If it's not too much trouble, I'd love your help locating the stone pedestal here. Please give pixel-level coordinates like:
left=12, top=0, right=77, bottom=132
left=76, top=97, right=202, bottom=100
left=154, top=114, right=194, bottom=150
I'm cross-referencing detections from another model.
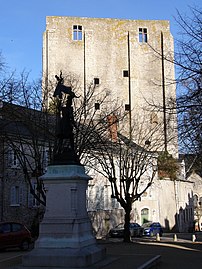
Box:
left=20, top=165, right=105, bottom=268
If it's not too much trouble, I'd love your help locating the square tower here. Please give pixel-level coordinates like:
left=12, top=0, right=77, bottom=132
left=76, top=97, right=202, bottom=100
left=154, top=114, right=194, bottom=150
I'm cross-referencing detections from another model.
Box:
left=43, top=16, right=178, bottom=156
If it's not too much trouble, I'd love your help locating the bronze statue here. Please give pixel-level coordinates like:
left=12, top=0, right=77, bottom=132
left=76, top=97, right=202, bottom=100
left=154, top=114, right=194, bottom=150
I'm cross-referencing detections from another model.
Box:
left=52, top=72, right=80, bottom=165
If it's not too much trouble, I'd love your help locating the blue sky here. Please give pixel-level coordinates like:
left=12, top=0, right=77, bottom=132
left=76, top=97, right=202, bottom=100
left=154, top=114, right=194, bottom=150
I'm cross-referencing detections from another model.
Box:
left=0, top=0, right=201, bottom=80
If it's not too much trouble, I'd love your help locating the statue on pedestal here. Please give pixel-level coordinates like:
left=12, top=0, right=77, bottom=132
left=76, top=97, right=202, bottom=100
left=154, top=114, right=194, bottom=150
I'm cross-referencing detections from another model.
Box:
left=19, top=72, right=105, bottom=269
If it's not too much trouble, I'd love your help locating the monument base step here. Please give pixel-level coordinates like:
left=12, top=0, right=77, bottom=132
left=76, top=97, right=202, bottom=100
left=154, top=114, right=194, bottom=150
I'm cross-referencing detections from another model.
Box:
left=16, top=244, right=106, bottom=268
left=16, top=255, right=116, bottom=269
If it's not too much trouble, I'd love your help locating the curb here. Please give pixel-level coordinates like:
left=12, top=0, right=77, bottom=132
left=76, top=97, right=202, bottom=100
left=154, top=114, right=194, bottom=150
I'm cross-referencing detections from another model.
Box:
left=137, top=255, right=161, bottom=269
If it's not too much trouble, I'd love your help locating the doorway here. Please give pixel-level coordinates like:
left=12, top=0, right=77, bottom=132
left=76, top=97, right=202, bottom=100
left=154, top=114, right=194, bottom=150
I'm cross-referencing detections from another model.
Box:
left=141, top=208, right=149, bottom=224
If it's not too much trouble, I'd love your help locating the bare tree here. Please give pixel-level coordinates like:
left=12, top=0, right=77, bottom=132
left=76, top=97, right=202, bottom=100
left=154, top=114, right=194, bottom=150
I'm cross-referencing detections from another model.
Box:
left=146, top=6, right=202, bottom=174
left=0, top=71, right=123, bottom=206
left=174, top=6, right=202, bottom=170
left=86, top=112, right=165, bottom=242
left=0, top=69, right=55, bottom=206
left=0, top=101, right=53, bottom=206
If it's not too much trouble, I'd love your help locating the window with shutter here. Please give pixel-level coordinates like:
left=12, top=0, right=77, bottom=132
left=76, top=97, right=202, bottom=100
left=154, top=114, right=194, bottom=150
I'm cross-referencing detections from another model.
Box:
left=28, top=183, right=40, bottom=208
left=10, top=186, right=24, bottom=206
left=10, top=186, right=20, bottom=206
left=7, top=148, right=20, bottom=168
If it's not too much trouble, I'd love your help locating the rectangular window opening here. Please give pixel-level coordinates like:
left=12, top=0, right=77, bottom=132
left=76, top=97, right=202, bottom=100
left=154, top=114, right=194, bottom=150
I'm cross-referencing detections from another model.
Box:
left=10, top=186, right=20, bottom=206
left=139, top=28, right=148, bottom=43
left=94, top=78, right=99, bottom=85
left=73, top=25, right=83, bottom=41
left=95, top=103, right=100, bottom=110
left=125, top=104, right=130, bottom=111
left=8, top=148, right=20, bottom=168
left=123, top=70, right=129, bottom=77
left=28, top=183, right=40, bottom=208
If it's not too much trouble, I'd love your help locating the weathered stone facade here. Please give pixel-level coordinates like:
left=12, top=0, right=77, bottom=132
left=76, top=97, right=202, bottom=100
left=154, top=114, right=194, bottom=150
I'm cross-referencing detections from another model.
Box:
left=43, top=16, right=178, bottom=156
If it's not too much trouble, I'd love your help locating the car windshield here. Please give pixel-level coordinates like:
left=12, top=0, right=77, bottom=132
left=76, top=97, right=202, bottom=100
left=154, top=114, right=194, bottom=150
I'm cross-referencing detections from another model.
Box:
left=115, top=223, right=124, bottom=229
left=142, top=222, right=152, bottom=228
left=130, top=223, right=140, bottom=228
left=152, top=223, right=161, bottom=227
left=142, top=222, right=161, bottom=228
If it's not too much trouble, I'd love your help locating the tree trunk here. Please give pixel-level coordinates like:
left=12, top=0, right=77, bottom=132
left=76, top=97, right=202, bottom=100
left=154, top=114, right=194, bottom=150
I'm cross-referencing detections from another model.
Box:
left=123, top=206, right=132, bottom=242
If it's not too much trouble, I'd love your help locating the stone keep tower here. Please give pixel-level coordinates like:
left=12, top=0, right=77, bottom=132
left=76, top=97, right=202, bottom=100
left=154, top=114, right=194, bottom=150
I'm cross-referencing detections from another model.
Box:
left=43, top=16, right=178, bottom=156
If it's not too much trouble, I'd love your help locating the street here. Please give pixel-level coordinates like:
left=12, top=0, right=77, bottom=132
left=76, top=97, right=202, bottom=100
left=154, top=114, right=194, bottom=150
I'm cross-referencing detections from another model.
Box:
left=0, top=249, right=22, bottom=269
left=0, top=233, right=202, bottom=269
left=107, top=232, right=202, bottom=268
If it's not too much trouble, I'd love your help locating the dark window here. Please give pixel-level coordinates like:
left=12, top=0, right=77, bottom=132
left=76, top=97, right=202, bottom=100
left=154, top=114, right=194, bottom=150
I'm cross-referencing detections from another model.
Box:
left=139, top=28, right=147, bottom=43
left=123, top=70, right=129, bottom=77
left=73, top=25, right=82, bottom=41
left=125, top=104, right=130, bottom=111
left=95, top=103, right=100, bottom=110
left=94, top=78, right=99, bottom=85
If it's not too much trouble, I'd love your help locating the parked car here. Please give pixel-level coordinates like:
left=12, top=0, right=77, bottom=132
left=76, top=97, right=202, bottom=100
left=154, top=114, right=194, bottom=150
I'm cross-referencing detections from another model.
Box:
left=0, top=222, right=33, bottom=251
left=142, top=222, right=163, bottom=237
left=109, top=223, right=143, bottom=238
